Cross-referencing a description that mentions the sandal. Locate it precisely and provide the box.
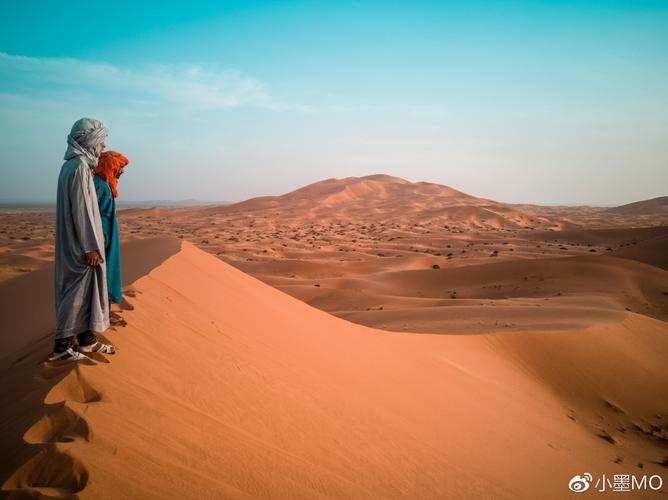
[78,341,116,354]
[48,348,89,362]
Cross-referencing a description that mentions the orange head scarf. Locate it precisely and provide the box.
[93,151,129,198]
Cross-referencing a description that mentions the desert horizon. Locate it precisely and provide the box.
[3,174,666,210]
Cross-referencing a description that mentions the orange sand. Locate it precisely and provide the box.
[0,175,666,499]
[1,239,666,499]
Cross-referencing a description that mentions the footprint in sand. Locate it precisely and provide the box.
[3,365,104,497]
[1,445,88,497]
[119,296,135,311]
[24,404,91,444]
[44,366,104,405]
[37,357,95,382]
[109,311,127,327]
[122,287,140,299]
[107,290,136,328]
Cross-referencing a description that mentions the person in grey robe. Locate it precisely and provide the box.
[51,118,117,361]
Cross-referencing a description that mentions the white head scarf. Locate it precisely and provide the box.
[64,117,108,168]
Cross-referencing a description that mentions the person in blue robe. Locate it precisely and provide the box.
[93,151,129,305]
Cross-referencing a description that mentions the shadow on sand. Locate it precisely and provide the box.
[0,238,180,499]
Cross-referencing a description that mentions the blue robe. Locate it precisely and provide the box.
[93,176,122,304]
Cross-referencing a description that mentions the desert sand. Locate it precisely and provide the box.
[0,175,667,498]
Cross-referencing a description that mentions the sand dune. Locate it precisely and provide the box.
[523,227,668,270]
[608,196,668,215]
[267,253,667,334]
[608,235,668,271]
[0,176,667,498]
[513,198,668,229]
[1,240,666,499]
[210,175,557,230]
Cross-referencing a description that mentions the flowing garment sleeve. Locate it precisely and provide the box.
[70,163,104,256]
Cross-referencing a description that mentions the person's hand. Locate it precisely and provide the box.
[85,251,99,267]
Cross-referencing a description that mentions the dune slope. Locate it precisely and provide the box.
[2,241,667,499]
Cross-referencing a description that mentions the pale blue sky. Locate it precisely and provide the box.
[0,1,666,205]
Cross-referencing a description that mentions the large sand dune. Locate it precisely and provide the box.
[1,239,667,499]
[1,175,667,498]
[607,197,668,216]
[210,174,557,231]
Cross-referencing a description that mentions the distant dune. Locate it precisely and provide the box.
[210,174,559,230]
[607,196,668,215]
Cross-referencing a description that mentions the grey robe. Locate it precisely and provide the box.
[55,156,109,338]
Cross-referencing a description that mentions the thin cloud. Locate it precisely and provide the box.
[0,52,303,112]
[0,52,439,116]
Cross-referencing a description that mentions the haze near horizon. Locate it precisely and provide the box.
[1,0,667,206]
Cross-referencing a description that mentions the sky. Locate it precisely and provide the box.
[0,0,666,205]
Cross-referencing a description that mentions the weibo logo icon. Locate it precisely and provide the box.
[569,473,593,493]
